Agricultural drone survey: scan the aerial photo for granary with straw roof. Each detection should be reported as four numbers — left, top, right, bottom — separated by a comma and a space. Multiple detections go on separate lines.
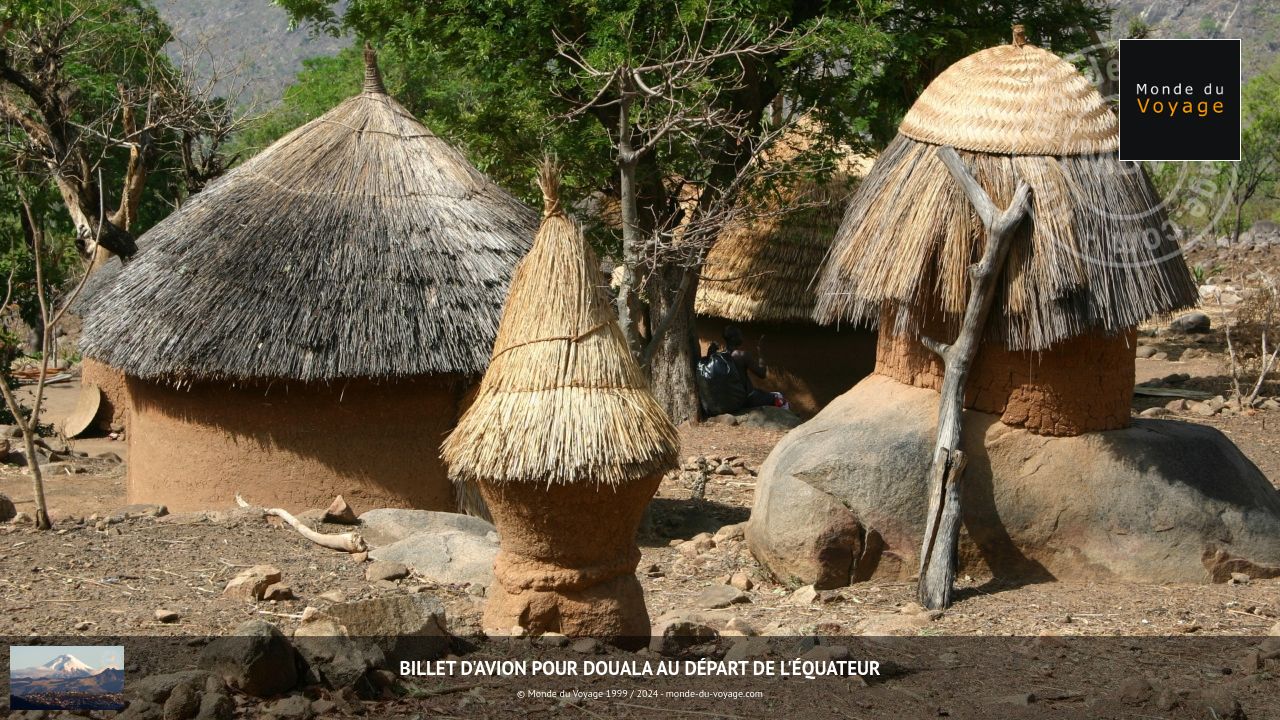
443, 163, 678, 645
695, 128, 877, 416
747, 30, 1280, 592
76, 47, 536, 513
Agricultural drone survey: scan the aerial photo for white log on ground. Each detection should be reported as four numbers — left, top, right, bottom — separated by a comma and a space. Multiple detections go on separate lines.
917, 146, 1031, 610
235, 493, 368, 553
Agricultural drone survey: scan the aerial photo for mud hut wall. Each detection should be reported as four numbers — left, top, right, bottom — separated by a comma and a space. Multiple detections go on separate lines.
125, 376, 465, 513
874, 317, 1136, 436
81, 357, 131, 432
696, 318, 876, 416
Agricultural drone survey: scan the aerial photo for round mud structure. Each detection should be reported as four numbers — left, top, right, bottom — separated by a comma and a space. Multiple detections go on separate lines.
875, 321, 1136, 436
81, 358, 131, 432
478, 476, 659, 648
126, 376, 467, 512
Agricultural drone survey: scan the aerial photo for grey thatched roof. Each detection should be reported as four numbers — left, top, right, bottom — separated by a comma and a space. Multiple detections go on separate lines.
80, 50, 537, 383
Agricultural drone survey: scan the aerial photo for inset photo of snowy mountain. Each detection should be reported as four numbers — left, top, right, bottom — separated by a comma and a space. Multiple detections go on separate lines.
9, 646, 125, 711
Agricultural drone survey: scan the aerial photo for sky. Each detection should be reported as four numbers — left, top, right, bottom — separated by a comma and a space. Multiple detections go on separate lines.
9, 646, 124, 672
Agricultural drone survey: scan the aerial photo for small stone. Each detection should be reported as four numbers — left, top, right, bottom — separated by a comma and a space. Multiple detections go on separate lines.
263, 583, 295, 601
1152, 352, 1169, 360
788, 585, 819, 605
1113, 676, 1153, 705
264, 694, 315, 719
1165, 399, 1188, 412
1139, 407, 1171, 417
997, 693, 1035, 706
317, 590, 346, 604
535, 632, 570, 648
1191, 401, 1218, 417
155, 608, 181, 623
1135, 345, 1158, 359
649, 615, 718, 655
697, 584, 750, 609
801, 644, 851, 663
323, 495, 358, 525
1261, 398, 1280, 411
708, 413, 738, 426
729, 572, 753, 591
723, 617, 756, 636
1269, 620, 1280, 636
723, 637, 772, 662
73, 621, 92, 631
351, 551, 368, 563
311, 699, 338, 716
11, 511, 32, 525
365, 561, 410, 583
713, 523, 746, 543
1229, 572, 1251, 584
570, 638, 603, 654
676, 534, 716, 556
1170, 311, 1211, 334
223, 565, 282, 601
715, 462, 736, 476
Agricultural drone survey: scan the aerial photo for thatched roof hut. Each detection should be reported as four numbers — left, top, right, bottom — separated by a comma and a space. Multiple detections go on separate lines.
693, 131, 876, 415
813, 36, 1198, 436
443, 165, 678, 486
77, 47, 537, 512
814, 41, 1197, 351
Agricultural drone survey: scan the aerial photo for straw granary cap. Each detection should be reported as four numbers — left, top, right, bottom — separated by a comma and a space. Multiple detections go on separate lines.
696, 126, 871, 324
79, 48, 536, 382
442, 163, 679, 486
813, 36, 1197, 351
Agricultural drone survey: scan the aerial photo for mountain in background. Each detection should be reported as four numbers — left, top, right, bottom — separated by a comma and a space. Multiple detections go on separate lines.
11, 654, 96, 679
1112, 1, 1279, 76
153, 0, 350, 105
10, 667, 126, 696
151, 1, 1277, 110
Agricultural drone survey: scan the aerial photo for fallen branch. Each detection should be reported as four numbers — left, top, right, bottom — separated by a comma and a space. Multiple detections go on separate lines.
235, 493, 367, 553
917, 146, 1031, 610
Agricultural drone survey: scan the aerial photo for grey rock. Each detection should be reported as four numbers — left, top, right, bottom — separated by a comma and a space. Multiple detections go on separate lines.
370, 529, 496, 588
196, 692, 234, 720
697, 584, 750, 609
163, 682, 201, 719
293, 615, 384, 690
264, 694, 315, 720
0, 492, 14, 522
323, 593, 449, 663
649, 614, 718, 655
707, 413, 738, 426
1169, 311, 1211, 334
747, 375, 1280, 588
130, 670, 221, 705
737, 405, 803, 430
364, 561, 409, 583
199, 620, 298, 697
357, 508, 494, 548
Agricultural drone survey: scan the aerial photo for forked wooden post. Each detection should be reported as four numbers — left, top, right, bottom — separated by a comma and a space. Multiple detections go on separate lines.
917, 146, 1031, 610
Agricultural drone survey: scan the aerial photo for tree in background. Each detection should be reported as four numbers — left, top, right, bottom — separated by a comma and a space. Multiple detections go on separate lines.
1225, 60, 1280, 244
0, 0, 249, 268
273, 0, 1110, 420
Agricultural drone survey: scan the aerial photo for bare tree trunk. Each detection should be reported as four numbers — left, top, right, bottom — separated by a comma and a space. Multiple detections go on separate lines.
917, 147, 1031, 610
645, 266, 700, 423
615, 90, 642, 353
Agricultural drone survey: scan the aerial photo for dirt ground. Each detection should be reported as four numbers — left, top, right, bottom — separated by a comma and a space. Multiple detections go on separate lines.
2, 340, 1279, 717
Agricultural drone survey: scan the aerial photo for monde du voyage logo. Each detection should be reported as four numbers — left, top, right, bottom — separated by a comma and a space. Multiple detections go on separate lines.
1119, 38, 1241, 161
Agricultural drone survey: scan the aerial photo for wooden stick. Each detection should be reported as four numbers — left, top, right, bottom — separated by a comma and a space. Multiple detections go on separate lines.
235, 493, 367, 553
917, 146, 1031, 610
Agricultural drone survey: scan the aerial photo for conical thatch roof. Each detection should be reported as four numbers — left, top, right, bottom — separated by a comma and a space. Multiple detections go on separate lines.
442, 165, 679, 486
695, 129, 872, 324
78, 47, 537, 382
814, 38, 1197, 351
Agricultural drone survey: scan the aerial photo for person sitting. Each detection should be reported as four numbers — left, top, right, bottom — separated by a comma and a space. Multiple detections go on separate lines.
696, 326, 788, 416
722, 325, 787, 409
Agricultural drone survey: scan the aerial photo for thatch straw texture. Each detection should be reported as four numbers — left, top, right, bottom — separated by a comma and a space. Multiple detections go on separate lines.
813, 42, 1197, 351
79, 51, 536, 382
442, 166, 679, 486
899, 43, 1117, 156
695, 149, 872, 324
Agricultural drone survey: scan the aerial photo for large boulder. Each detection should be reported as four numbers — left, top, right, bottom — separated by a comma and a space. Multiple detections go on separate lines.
198, 620, 298, 697
357, 509, 495, 547
368, 530, 497, 588
747, 375, 1280, 587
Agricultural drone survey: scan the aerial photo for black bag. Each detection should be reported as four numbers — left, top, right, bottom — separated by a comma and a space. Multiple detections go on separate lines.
696, 350, 747, 416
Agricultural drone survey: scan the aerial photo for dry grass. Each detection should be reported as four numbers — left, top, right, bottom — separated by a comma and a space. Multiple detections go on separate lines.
80, 50, 537, 382
442, 164, 679, 486
814, 137, 1198, 351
